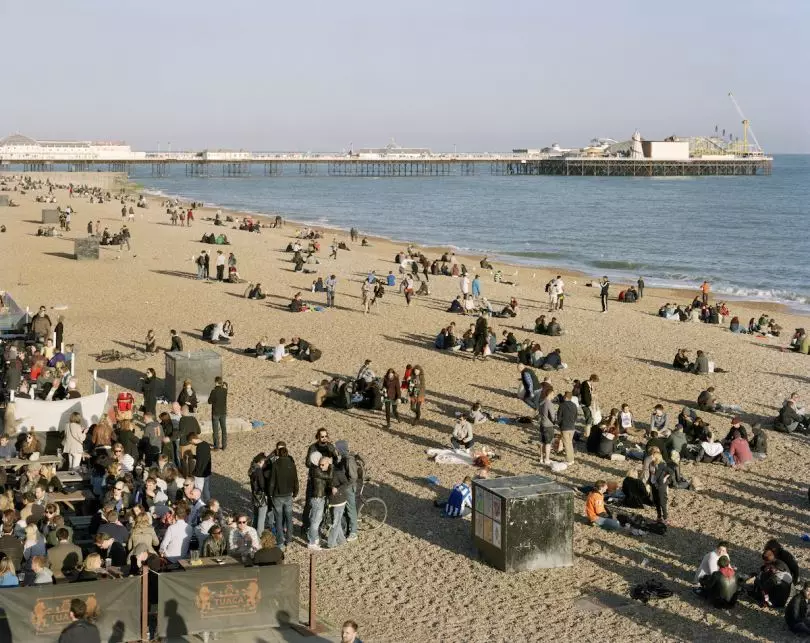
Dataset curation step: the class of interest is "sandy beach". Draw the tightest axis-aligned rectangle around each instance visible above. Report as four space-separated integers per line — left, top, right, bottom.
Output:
3 173 810 642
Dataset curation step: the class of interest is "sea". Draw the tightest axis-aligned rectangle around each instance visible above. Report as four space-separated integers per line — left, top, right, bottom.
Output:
131 154 810 311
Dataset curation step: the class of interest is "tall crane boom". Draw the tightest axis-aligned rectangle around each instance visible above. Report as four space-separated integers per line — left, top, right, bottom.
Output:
728 92 762 154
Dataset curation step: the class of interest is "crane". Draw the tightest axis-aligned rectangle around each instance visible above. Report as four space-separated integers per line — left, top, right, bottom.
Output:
728 92 762 155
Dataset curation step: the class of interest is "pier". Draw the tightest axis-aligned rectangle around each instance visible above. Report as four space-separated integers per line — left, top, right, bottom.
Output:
0 155 772 178
0 134 772 178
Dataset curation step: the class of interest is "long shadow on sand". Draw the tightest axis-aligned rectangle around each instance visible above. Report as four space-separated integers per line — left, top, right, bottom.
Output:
151 269 197 280
760 371 810 385
628 356 678 371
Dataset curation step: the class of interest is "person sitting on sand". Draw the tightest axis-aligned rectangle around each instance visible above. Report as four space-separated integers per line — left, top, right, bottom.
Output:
289 293 308 313
673 349 691 371
728 429 753 467
208 320 233 344
447 296 464 314
699 431 724 463
273 338 293 363
648 405 668 438
534 315 547 334
748 548 793 608
540 348 563 371
764 539 800 585
697 555 740 608
585 480 621 530
145 329 157 354
248 283 266 300
286 337 312 361
480 256 493 270
499 298 519 318
786 582 810 635
254 336 272 358
729 316 745 333
450 416 474 451
437 476 472 518
496 331 518 353
518 364 541 411
546 317 562 336
415 281 430 296
697 387 719 412
691 350 710 374
695 541 732 585
774 399 807 434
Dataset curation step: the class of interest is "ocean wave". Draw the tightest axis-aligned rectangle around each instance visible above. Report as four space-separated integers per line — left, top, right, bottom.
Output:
588 259 645 271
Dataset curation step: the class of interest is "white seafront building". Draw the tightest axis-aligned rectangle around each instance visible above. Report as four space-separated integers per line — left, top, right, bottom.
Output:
0 134 146 161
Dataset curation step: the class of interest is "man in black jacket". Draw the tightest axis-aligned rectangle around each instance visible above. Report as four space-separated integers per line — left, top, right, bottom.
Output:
0 518 23 568
178 405 201 459
59 599 101 643
556 391 578 463
269 442 298 549
580 374 598 437
599 276 610 312
301 429 337 536
208 377 228 450
190 433 212 502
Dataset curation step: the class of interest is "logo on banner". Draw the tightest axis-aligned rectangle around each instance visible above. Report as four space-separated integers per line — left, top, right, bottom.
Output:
195 579 262 618
31 594 98 634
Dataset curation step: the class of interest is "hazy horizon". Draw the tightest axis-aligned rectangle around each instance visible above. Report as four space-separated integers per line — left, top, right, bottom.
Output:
1 0 807 153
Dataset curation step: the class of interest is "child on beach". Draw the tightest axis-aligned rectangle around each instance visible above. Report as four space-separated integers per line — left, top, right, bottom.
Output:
619 404 634 434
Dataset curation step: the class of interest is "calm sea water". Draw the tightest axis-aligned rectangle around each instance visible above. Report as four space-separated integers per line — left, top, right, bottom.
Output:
133 155 810 309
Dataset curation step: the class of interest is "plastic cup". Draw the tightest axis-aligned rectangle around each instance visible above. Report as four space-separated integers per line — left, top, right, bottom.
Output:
105 557 112 569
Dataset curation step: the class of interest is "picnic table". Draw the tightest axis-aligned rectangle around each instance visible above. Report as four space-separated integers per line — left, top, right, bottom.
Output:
49 490 92 511
0 456 61 470
177 555 242 570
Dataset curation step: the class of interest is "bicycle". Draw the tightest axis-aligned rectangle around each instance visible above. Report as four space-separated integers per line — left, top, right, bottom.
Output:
355 479 387 531
95 349 146 363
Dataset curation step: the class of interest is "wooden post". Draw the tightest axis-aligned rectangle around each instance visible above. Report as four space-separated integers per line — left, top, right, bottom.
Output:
141 572 149 642
308 553 318 632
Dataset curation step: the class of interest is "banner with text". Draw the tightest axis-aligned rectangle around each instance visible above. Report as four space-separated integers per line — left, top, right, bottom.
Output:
156 564 299 637
0 576 141 643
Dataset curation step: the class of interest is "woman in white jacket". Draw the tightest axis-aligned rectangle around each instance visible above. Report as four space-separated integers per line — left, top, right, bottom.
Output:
62 411 86 470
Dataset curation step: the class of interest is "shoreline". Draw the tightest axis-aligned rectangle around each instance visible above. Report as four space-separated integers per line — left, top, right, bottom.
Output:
142 185 803 318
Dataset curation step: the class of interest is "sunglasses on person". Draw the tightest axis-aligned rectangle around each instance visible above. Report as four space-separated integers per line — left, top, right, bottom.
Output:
237 520 247 525
114 450 123 454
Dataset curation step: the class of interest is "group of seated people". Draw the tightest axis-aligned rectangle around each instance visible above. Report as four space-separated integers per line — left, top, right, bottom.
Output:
694 539 800 616
202 320 234 344
99 228 128 246
673 349 717 374
517 345 564 370
238 218 262 233
730 313 783 336
250 336 316 362
658 301 730 324
533 315 562 336
617 287 640 303
0 433 285 592
200 233 230 245
35 226 60 237
585 401 765 468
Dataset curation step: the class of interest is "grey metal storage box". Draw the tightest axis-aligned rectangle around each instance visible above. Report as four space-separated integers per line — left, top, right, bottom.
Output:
41 209 60 223
74 237 99 260
0 195 9 206
164 350 222 403
473 474 573 572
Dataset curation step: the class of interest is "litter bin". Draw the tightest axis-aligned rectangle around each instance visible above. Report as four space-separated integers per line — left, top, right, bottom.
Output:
165 350 222 404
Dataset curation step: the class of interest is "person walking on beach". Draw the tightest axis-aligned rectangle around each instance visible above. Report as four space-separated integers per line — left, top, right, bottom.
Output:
361 280 373 314
330 239 338 260
599 276 610 313
701 280 710 305
638 276 645 298
580 374 598 437
408 365 426 426
326 274 337 307
383 368 401 427
196 251 206 280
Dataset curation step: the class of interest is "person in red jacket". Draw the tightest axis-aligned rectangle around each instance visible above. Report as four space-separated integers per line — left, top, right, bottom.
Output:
728 430 753 467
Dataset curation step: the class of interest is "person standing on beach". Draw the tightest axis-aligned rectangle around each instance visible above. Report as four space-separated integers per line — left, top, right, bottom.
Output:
215 251 226 281
460 274 470 297
208 377 228 451
383 368 401 427
408 365 426 426
473 315 488 360
580 374 599 437
701 280 711 305
403 275 414 306
638 277 645 298
330 239 338 260
361 280 373 314
203 250 210 280
326 274 337 307
196 252 206 280
599 276 610 313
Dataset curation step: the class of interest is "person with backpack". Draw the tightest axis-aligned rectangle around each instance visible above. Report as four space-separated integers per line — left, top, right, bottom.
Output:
336 441 361 541
269 442 298 550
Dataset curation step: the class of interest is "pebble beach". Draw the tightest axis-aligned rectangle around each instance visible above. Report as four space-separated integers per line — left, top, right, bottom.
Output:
2 174 810 642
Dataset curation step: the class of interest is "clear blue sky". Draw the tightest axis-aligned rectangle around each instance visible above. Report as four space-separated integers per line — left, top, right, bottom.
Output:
1 0 806 152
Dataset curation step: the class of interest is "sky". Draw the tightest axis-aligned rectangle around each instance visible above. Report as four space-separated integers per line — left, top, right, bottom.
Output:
0 0 807 153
